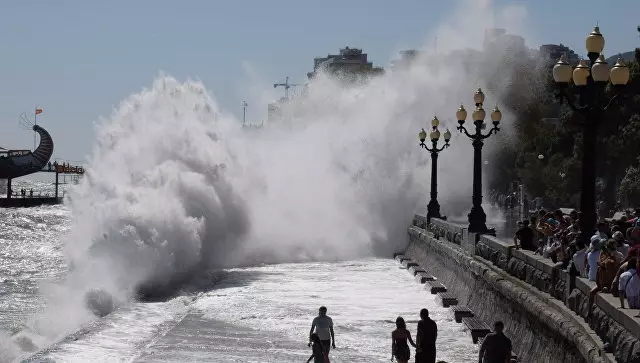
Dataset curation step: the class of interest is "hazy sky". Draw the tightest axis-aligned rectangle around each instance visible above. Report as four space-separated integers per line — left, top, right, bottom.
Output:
1 0 638 162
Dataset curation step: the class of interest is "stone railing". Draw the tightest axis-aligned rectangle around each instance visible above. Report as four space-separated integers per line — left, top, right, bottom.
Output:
413 215 640 362
430 218 464 245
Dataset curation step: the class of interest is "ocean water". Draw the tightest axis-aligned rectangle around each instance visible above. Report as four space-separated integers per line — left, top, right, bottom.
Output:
0 1 527 356
0 205 478 362
0 70 505 361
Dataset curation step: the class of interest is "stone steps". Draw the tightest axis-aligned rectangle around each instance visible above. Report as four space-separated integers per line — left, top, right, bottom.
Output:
449 306 474 323
401 259 419 269
414 272 437 284
425 281 447 294
463 317 492 344
437 293 458 307
408 265 426 276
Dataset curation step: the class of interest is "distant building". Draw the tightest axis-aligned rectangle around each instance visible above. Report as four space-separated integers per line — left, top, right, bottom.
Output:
483 28 526 53
267 97 287 125
390 50 423 70
539 44 579 64
307 46 384 81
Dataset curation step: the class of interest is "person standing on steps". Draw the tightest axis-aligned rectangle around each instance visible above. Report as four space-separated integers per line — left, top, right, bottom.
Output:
478 321 512 363
309 306 335 357
415 308 437 363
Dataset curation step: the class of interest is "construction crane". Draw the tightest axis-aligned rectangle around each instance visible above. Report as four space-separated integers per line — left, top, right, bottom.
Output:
273 76 299 100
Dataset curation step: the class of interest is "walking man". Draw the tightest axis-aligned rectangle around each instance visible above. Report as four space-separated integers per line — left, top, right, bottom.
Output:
415 308 437 363
309 306 335 356
478 321 512 363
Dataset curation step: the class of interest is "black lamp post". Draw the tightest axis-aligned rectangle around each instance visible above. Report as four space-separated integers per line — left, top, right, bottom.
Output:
552 26 630 246
456 88 502 234
419 116 452 222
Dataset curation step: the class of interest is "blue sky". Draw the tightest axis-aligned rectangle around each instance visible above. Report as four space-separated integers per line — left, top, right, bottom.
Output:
0 0 638 162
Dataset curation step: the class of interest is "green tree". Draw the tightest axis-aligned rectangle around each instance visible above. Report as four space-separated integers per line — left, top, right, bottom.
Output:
486 25 639 210
618 166 640 207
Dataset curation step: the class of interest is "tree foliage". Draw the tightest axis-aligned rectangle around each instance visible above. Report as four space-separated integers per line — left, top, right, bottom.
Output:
486 26 640 210
618 166 640 206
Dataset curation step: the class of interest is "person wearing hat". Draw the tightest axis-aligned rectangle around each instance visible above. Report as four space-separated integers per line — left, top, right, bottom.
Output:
587 235 604 282
613 231 630 257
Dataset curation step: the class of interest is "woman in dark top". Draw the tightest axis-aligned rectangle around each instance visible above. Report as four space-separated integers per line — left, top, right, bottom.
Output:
391 316 416 363
307 333 327 363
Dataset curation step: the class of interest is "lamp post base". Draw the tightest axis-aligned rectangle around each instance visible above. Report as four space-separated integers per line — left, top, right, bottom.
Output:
468 205 488 234
427 199 442 222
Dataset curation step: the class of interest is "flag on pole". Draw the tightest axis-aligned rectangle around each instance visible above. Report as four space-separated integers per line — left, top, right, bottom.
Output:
35 108 43 115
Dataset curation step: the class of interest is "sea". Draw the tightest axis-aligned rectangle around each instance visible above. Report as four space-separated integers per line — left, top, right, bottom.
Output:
0 181 478 362
0 74 500 362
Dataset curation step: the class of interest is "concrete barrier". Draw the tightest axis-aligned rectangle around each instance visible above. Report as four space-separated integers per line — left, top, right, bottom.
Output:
405 216 625 363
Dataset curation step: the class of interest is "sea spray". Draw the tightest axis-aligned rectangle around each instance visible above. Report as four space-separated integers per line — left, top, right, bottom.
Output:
5 1 538 359
64 78 250 300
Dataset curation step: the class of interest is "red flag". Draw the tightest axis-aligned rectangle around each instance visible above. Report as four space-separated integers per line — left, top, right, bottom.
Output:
35 108 43 115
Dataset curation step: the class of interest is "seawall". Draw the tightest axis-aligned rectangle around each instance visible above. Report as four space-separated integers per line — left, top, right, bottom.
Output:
404 215 640 363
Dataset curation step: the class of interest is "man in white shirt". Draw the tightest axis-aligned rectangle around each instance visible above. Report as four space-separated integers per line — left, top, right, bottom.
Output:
572 240 588 278
622 260 640 312
309 306 335 355
618 259 637 309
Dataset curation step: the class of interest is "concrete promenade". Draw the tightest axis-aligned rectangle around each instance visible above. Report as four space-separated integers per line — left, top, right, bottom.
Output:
405 215 640 363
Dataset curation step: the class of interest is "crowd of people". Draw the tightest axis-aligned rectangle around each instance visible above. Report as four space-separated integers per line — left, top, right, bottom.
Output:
513 208 640 311
307 306 512 363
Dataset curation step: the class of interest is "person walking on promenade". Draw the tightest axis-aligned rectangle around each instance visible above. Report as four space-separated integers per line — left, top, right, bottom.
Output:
391 316 416 363
306 333 328 363
415 308 437 363
309 306 335 356
478 321 512 363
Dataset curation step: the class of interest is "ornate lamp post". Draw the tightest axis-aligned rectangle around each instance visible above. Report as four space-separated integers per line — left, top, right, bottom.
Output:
419 116 452 222
456 88 502 234
552 26 630 245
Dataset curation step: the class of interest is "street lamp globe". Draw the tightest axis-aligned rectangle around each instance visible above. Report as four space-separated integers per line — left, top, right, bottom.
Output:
585 26 605 55
573 59 590 86
591 54 610 83
419 128 427 143
472 105 486 121
431 129 441 141
538 154 545 160
473 88 485 105
443 129 452 142
610 58 631 86
456 105 467 125
432 116 440 128
553 54 573 83
491 105 502 125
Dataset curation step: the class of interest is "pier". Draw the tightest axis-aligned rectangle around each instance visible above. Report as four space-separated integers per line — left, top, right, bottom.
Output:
1 161 85 208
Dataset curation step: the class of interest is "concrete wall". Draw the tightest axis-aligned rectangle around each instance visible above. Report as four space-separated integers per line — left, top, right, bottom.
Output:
404 216 640 363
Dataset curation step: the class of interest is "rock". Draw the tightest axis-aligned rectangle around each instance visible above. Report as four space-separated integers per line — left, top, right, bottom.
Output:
85 288 115 317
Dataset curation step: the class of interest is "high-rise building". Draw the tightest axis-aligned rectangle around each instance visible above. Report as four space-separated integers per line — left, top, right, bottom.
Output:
539 44 580 64
307 46 384 81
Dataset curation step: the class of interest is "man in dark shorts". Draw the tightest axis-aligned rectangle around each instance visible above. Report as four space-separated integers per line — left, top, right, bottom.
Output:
478 321 512 363
309 306 335 356
415 308 437 363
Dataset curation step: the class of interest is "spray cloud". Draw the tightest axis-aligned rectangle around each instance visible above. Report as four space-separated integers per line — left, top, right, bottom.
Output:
2 1 537 360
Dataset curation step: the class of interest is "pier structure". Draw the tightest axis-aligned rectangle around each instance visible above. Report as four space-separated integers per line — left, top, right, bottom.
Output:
2 160 85 208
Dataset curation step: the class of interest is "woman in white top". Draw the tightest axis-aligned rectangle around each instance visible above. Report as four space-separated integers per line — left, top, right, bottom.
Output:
587 237 603 282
